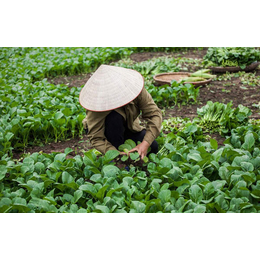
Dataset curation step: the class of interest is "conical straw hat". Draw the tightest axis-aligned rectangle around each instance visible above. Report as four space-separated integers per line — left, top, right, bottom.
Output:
79 64 144 112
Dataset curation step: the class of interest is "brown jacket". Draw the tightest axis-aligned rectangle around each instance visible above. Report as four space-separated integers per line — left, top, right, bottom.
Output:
82 88 162 154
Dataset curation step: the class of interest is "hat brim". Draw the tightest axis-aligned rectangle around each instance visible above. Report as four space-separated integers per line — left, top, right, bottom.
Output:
79 65 144 112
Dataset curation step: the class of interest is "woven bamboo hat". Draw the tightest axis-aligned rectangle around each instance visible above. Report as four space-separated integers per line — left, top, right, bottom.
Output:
79 64 144 112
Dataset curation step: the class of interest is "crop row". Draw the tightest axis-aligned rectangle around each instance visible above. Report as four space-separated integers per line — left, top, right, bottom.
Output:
0 47 132 82
0 81 85 156
1 113 260 213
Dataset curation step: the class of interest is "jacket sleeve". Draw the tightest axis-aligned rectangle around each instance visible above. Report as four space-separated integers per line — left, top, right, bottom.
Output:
85 111 117 154
136 88 162 145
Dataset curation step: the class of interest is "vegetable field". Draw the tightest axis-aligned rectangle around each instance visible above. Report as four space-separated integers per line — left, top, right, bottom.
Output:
1 47 260 213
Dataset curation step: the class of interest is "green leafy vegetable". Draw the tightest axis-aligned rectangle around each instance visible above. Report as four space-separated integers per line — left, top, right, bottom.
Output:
203 47 260 69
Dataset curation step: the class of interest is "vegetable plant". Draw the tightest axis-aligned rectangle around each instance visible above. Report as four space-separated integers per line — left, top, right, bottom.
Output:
194 101 252 134
203 47 260 69
148 80 200 108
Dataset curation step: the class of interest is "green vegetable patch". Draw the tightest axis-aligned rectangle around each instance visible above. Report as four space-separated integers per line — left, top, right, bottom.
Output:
1 47 260 213
203 47 260 69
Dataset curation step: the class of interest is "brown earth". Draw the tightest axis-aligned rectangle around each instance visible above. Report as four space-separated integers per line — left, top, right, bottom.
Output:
13 49 260 159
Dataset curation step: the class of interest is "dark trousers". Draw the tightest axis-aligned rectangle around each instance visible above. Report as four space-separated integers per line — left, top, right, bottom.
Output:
105 110 158 154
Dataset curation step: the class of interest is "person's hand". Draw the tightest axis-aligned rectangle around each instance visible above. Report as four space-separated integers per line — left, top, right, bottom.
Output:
129 140 150 160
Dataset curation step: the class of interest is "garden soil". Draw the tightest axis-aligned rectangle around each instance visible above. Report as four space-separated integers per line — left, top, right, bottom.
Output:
13 49 260 159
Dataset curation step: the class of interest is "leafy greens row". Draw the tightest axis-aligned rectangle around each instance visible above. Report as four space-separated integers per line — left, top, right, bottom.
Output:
1 118 260 213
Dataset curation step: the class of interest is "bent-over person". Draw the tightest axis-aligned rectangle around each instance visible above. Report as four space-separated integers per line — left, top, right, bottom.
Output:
79 64 162 159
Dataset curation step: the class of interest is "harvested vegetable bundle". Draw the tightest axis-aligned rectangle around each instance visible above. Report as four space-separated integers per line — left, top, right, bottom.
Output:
181 69 216 82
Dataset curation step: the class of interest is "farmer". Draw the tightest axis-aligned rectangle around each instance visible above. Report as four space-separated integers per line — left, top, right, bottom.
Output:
79 64 162 159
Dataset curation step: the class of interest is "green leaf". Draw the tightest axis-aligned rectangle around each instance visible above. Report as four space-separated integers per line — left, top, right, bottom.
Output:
13 197 27 206
123 177 134 186
211 180 226 190
77 208 88 213
90 174 102 183
175 197 185 210
149 153 160 164
174 179 190 187
121 155 129 162
219 166 232 182
130 152 139 161
232 155 250 167
143 156 149 163
251 189 260 199
62 107 73 117
64 147 74 155
20 165 31 174
215 194 229 212
95 205 110 213
194 205 206 213
251 157 260 169
177 199 192 213
63 193 73 202
0 165 7 180
158 189 171 204
79 183 97 196
241 172 255 184
164 143 175 153
118 143 132 152
54 112 64 120
125 139 136 149
96 185 109 201
73 190 83 203
229 198 244 212
160 183 170 191
210 139 218 150
211 160 219 170
62 171 74 184
5 132 14 141
34 162 45 174
70 204 79 213
103 150 120 164
167 166 182 180
87 166 101 175
54 153 66 162
184 123 197 134
189 185 203 203
240 162 254 172
12 197 31 213
159 158 173 169
131 201 146 213
203 182 216 200
102 165 120 178
212 148 223 161
187 152 202 162
28 198 53 212
23 157 35 166
0 198 12 213
242 132 255 149
83 151 97 166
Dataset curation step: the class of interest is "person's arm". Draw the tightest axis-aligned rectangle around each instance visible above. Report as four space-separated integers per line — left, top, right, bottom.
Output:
138 88 162 144
86 111 117 154
129 88 162 158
